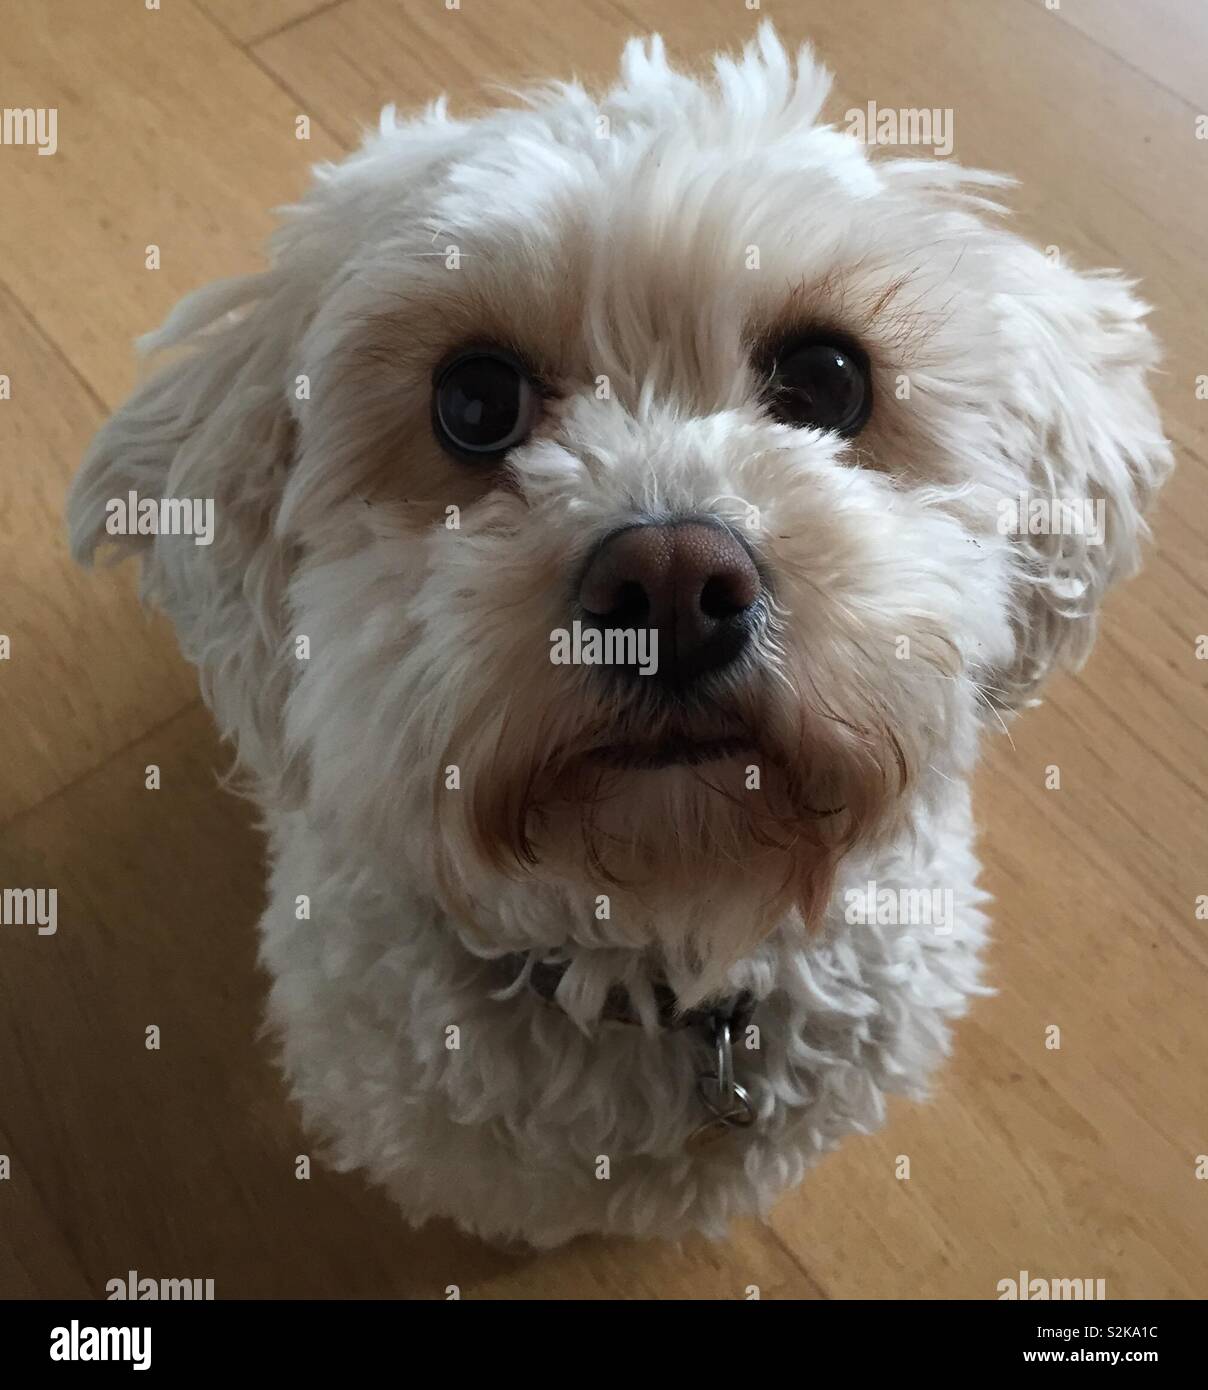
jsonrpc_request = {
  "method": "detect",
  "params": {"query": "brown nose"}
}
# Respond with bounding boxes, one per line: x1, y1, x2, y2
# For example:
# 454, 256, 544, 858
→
578, 519, 762, 686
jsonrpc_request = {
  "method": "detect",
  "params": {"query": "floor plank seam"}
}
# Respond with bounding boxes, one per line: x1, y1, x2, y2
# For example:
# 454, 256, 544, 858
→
3, 697, 204, 839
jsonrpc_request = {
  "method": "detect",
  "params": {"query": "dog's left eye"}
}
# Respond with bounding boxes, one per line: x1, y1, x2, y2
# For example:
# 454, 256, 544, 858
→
432, 350, 541, 462
765, 336, 872, 437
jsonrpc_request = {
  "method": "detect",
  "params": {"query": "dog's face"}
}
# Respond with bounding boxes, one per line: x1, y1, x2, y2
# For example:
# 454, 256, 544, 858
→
70, 29, 1169, 997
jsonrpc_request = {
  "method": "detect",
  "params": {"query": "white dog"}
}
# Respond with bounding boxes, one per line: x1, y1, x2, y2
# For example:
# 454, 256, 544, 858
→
69, 26, 1171, 1247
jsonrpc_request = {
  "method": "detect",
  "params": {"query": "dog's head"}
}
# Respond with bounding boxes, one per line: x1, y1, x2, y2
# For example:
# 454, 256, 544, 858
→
70, 27, 1170, 998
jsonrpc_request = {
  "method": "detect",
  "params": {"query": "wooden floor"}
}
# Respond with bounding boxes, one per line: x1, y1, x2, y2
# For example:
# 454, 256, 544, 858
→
2, 0, 1205, 1300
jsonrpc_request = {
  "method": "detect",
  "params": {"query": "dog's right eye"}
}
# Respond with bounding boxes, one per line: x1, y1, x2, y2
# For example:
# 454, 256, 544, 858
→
432, 350, 541, 463
764, 335, 872, 438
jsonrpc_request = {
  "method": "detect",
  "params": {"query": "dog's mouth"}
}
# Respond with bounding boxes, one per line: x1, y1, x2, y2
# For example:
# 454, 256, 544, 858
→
586, 734, 753, 770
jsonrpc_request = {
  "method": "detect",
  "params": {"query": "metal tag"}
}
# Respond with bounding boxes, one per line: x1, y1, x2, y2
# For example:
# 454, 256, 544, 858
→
687, 1017, 756, 1150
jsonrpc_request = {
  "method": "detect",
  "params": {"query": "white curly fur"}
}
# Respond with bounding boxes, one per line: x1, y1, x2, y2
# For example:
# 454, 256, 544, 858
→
68, 25, 1170, 1245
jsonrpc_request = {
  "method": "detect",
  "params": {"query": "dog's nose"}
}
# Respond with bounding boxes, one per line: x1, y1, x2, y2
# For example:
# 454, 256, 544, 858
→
578, 518, 762, 685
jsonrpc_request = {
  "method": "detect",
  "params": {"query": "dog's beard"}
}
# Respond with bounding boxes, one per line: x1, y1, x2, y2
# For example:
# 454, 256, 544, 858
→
429, 651, 917, 1003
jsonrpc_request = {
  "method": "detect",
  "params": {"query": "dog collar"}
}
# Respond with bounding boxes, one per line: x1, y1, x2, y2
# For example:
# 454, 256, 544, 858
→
500, 952, 756, 1033
497, 953, 759, 1146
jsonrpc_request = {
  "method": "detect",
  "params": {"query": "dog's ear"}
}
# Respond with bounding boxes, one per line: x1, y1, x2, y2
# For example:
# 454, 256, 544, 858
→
68, 105, 468, 796
67, 272, 303, 795
992, 251, 1172, 708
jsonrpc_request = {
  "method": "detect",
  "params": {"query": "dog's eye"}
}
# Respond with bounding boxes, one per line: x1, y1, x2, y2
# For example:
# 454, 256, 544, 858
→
432, 350, 541, 462
765, 337, 872, 437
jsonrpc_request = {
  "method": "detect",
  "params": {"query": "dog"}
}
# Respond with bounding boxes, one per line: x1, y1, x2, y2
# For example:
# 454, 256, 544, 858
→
68, 25, 1171, 1247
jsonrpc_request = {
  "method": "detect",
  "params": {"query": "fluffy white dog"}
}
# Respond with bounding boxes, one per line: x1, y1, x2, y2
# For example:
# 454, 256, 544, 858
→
69, 26, 1170, 1247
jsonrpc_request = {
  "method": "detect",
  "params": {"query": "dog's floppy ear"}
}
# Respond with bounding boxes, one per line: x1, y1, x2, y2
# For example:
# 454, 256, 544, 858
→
992, 250, 1173, 707
67, 272, 302, 795
68, 106, 469, 796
